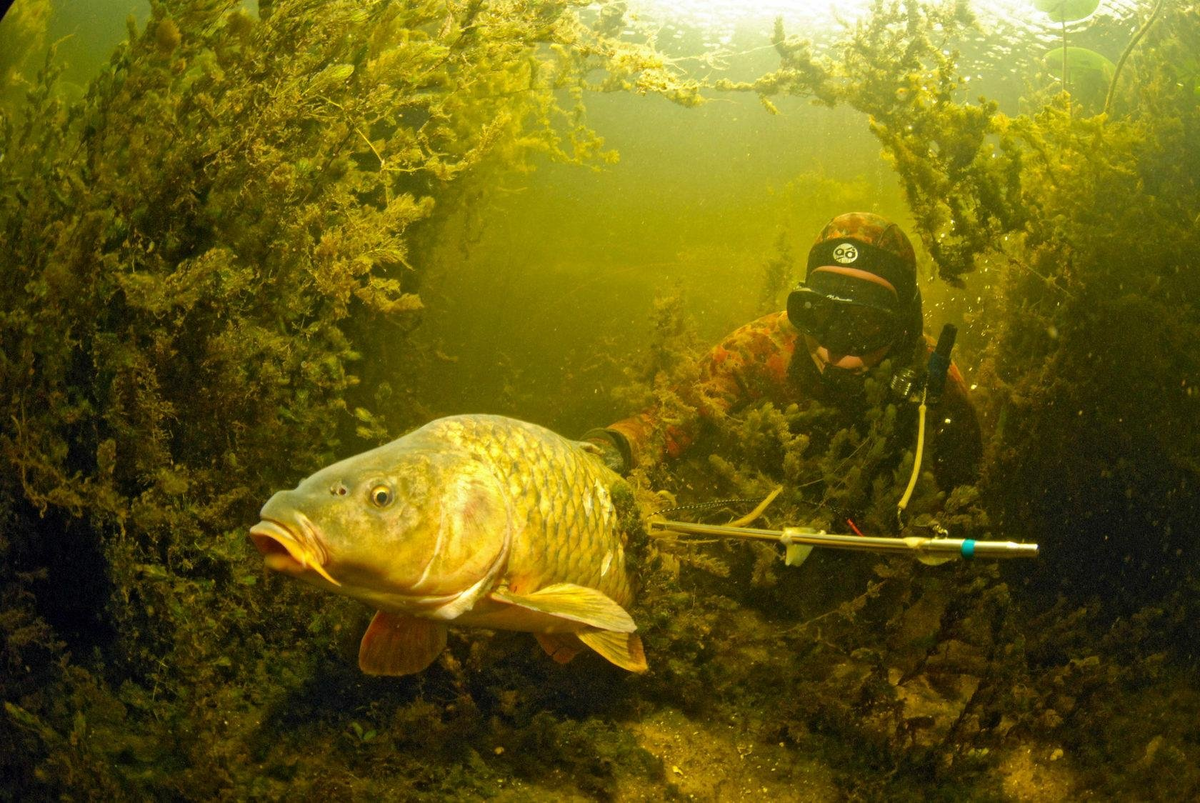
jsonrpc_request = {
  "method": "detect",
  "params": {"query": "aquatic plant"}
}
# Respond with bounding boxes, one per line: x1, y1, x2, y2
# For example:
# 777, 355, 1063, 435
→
0, 0, 50, 112
718, 1, 1012, 285
587, 0, 1200, 792
0, 0, 703, 796
1034, 0, 1099, 110
1034, 0, 1099, 22
1044, 45, 1114, 112
755, 233, 795, 317
694, 0, 1200, 795
3, 0, 1197, 797
605, 288, 708, 477
1103, 0, 1168, 113
718, 0, 1198, 590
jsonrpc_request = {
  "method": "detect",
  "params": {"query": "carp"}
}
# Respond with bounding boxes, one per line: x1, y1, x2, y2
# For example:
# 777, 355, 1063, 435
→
249, 414, 646, 676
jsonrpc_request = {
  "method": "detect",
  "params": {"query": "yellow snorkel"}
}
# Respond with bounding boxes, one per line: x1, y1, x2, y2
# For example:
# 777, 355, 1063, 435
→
897, 323, 957, 528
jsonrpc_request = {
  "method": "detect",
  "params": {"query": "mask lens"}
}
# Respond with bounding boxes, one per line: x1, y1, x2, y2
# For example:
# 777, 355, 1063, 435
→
788, 289, 897, 354
789, 290, 836, 334
841, 304, 891, 348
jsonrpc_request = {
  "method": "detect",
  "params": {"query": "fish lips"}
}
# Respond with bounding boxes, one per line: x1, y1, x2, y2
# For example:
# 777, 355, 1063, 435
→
249, 518, 341, 587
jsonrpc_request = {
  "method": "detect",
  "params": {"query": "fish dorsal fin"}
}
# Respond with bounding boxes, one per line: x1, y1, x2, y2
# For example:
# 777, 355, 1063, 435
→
576, 629, 648, 673
359, 611, 447, 676
534, 632, 586, 665
489, 583, 636, 633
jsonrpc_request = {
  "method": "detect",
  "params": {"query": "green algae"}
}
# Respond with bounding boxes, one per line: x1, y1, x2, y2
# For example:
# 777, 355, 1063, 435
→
0, 1, 700, 797
688, 1, 1200, 797
0, 0, 50, 113
601, 2, 1200, 797
2, 0, 1199, 800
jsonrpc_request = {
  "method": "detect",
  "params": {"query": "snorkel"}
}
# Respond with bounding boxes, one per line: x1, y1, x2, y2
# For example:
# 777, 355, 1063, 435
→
896, 323, 958, 525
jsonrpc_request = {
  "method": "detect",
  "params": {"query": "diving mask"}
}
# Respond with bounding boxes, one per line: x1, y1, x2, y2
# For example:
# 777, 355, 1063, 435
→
787, 287, 899, 356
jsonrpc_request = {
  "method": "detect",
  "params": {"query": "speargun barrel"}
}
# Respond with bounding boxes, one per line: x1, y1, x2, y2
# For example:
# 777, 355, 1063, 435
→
649, 520, 1038, 564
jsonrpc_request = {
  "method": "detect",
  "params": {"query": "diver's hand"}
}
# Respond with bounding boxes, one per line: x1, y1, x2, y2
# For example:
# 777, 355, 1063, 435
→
579, 428, 631, 475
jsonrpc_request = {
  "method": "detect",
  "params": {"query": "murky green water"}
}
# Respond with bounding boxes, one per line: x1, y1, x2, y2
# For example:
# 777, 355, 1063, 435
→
2, 0, 1197, 799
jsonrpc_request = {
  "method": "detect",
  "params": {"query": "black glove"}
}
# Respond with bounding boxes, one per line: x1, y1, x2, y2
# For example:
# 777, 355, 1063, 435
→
579, 428, 632, 475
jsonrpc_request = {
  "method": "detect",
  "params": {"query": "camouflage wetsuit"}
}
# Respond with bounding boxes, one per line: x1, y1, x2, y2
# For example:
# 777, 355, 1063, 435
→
601, 310, 982, 493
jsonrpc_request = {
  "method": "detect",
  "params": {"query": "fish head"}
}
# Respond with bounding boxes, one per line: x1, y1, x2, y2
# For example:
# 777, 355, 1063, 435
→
250, 441, 513, 614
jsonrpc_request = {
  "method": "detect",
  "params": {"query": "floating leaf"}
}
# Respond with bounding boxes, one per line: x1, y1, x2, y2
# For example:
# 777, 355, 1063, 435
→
1033, 0, 1100, 23
1044, 46, 1115, 112
1043, 46, 1115, 81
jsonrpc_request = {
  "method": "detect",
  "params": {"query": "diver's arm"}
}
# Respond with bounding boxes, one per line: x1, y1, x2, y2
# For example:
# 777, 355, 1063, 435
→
589, 313, 793, 472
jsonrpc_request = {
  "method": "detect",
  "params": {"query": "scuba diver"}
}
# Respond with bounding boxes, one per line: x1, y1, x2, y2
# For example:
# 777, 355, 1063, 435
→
584, 212, 982, 506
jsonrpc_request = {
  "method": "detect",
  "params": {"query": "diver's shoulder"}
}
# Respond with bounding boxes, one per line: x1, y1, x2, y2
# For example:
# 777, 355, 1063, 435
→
711, 311, 797, 359
723, 310, 794, 340
756, 310, 792, 330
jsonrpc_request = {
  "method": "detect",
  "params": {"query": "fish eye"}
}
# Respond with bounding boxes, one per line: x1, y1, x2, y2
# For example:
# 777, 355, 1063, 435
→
369, 484, 393, 508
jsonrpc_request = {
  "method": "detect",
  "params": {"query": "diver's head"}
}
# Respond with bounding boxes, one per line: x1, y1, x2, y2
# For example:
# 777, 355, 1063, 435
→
786, 212, 922, 378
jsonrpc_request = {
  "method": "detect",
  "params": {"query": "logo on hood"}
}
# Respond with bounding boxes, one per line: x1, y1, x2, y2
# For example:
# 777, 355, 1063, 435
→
832, 243, 859, 264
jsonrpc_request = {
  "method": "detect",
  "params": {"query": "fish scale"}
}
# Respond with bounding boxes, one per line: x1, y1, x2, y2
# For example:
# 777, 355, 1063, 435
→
418, 415, 632, 605
251, 413, 642, 675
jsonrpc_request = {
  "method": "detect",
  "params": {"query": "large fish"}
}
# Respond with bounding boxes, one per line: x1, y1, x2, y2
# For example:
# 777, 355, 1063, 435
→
249, 414, 646, 676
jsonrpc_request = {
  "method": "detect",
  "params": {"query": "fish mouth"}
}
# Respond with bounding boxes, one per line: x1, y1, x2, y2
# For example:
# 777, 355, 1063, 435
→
249, 519, 341, 587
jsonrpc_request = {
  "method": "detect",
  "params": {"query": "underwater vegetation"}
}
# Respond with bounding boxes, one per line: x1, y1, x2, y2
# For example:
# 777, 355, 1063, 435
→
1, 0, 1198, 799
0, 0, 697, 796
689, 0, 1200, 797
0, 0, 51, 112
721, 0, 1199, 602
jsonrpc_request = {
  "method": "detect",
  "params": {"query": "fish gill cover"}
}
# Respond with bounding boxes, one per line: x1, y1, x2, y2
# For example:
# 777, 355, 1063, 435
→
1, 0, 1198, 799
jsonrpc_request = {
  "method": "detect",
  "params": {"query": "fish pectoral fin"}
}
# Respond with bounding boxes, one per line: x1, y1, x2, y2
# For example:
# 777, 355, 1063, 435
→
576, 629, 647, 673
488, 583, 636, 633
534, 632, 585, 665
358, 611, 447, 677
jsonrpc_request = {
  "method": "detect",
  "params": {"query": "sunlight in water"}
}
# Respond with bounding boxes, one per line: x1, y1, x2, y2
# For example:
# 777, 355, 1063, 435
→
626, 0, 874, 41
634, 0, 873, 24
622, 0, 1125, 47
615, 0, 1139, 77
